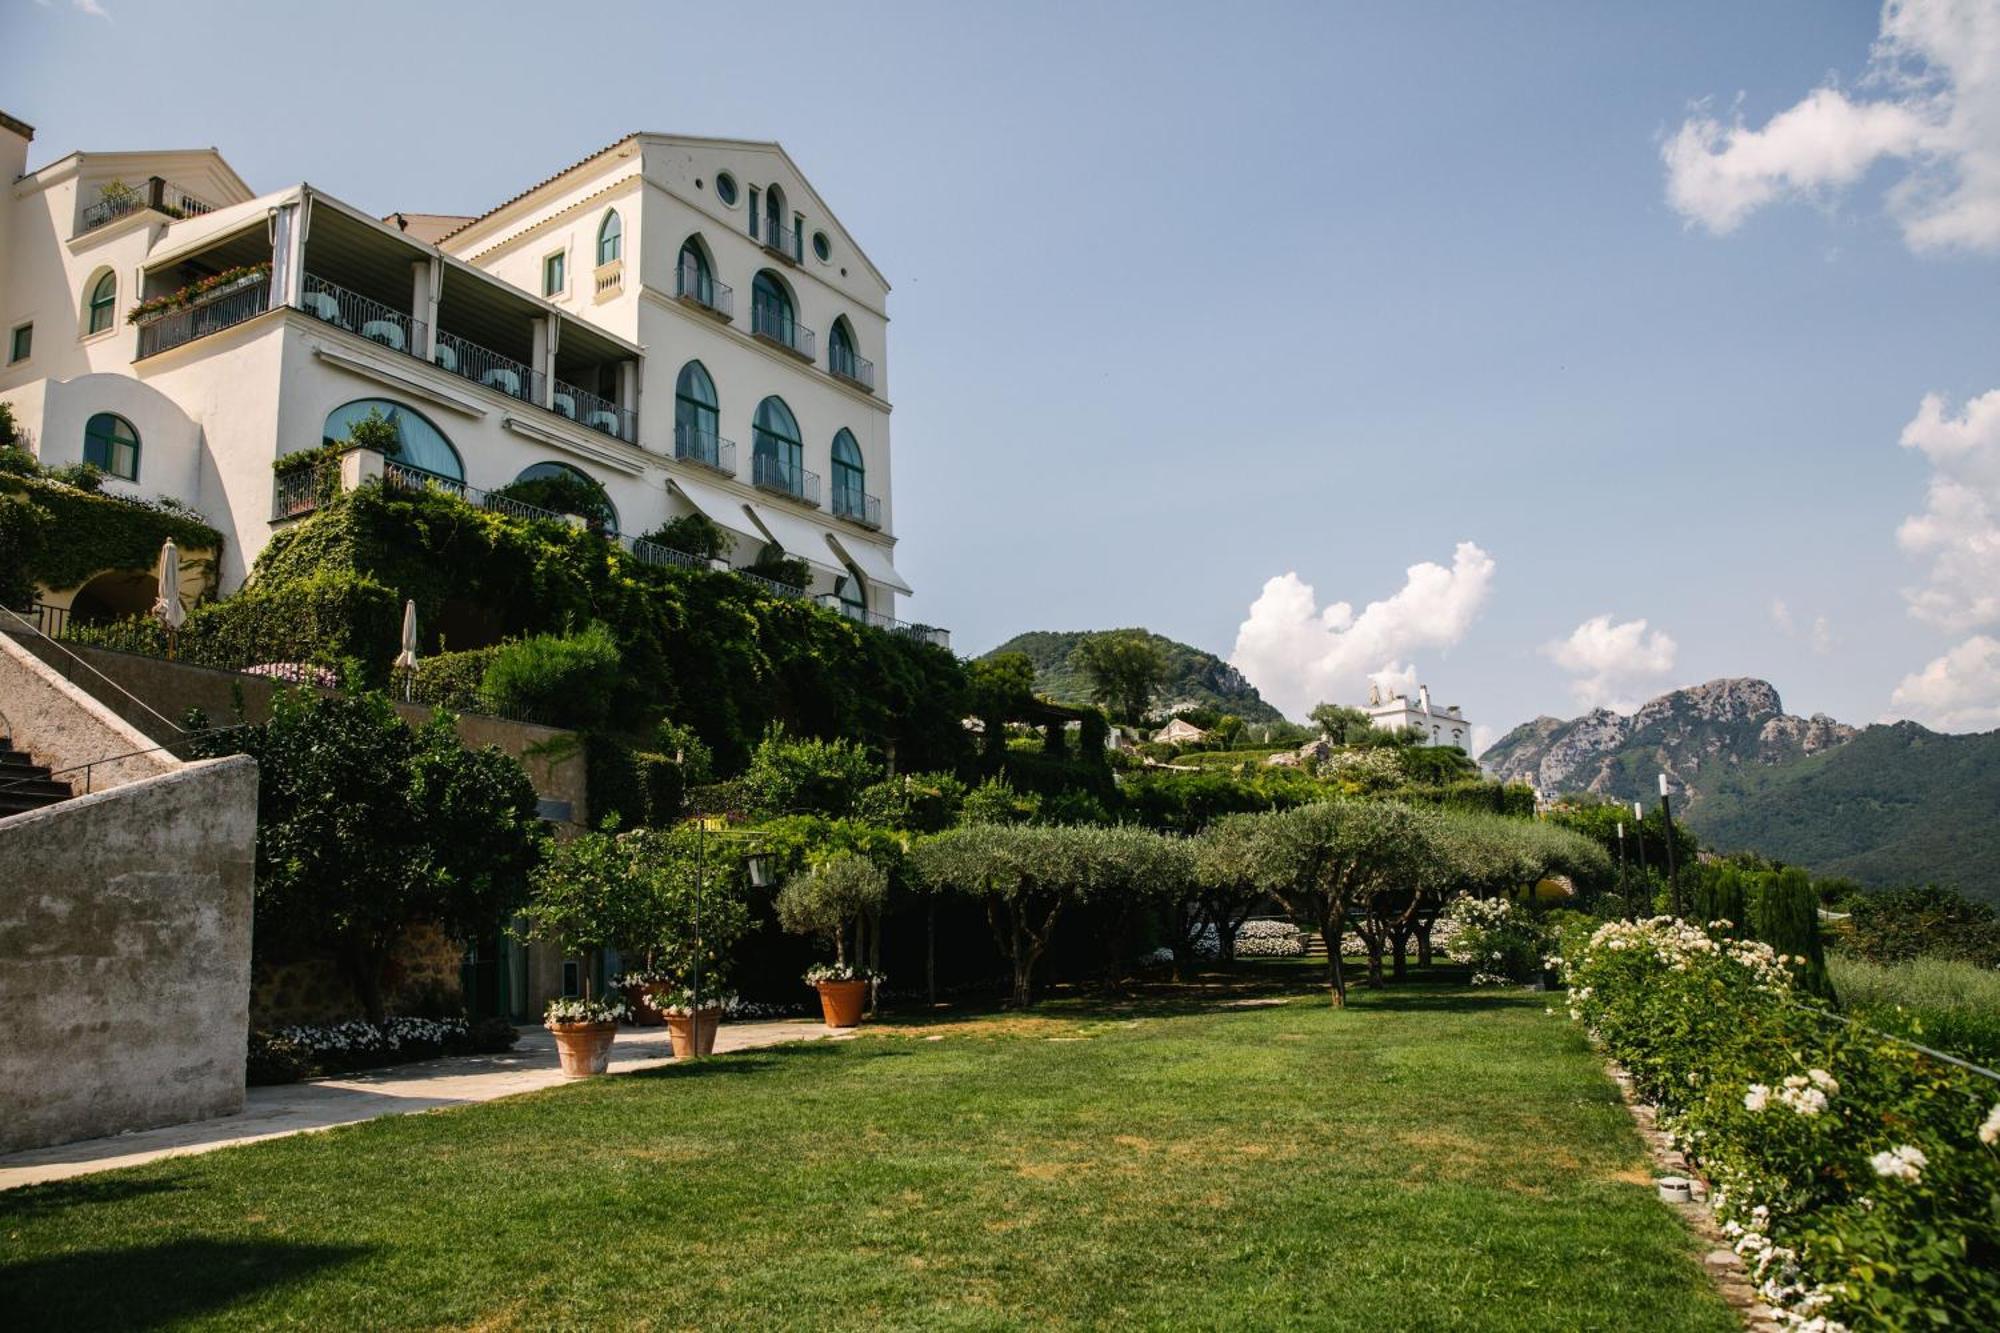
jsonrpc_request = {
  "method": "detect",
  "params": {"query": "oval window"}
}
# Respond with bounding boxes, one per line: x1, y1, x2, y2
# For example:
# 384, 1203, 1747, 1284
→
715, 172, 739, 207
812, 231, 831, 262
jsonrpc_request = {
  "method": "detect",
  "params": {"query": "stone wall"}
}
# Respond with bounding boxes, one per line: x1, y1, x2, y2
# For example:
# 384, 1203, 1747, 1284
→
0, 632, 178, 790
0, 755, 258, 1153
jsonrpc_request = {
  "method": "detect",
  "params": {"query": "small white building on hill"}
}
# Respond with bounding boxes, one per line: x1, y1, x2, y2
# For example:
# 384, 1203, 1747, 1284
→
1365, 683, 1471, 751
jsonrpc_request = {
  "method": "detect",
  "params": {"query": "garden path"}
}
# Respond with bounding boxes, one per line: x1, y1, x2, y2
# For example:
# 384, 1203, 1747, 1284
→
0, 1017, 838, 1191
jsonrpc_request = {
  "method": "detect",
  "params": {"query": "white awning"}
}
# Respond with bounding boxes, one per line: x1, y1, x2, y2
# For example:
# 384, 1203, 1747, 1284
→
742, 501, 846, 579
826, 530, 914, 597
664, 475, 767, 552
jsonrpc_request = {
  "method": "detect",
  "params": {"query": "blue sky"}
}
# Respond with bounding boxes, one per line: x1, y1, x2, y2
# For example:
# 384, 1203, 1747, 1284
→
9, 0, 1998, 739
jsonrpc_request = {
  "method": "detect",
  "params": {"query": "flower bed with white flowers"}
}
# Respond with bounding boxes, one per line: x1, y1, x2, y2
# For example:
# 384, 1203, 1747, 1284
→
1557, 915, 2000, 1329
248, 1015, 518, 1084
1442, 894, 1544, 985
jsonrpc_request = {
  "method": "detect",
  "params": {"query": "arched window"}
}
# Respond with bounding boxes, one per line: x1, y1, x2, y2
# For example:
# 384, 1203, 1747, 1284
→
751, 271, 792, 344
764, 184, 788, 248
511, 460, 619, 534
752, 395, 802, 492
677, 237, 712, 305
675, 360, 720, 466
828, 319, 858, 380
85, 271, 117, 336
83, 412, 139, 480
831, 428, 865, 518
596, 210, 622, 266
321, 398, 463, 481
838, 564, 867, 619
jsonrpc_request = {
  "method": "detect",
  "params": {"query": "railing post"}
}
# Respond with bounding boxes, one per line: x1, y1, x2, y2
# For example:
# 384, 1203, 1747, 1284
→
339, 446, 385, 493
533, 316, 557, 410
411, 259, 438, 360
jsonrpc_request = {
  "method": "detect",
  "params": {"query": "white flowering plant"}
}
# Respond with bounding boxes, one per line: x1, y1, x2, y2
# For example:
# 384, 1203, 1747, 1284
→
543, 995, 627, 1027
1440, 894, 1545, 985
804, 962, 884, 986
650, 983, 735, 1016
246, 1015, 515, 1084
1557, 914, 2000, 1327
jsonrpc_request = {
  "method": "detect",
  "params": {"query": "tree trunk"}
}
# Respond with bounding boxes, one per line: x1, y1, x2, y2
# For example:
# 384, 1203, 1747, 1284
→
1390, 925, 1411, 980
1417, 920, 1435, 967
345, 940, 389, 1026
1361, 930, 1385, 986
1322, 913, 1347, 1007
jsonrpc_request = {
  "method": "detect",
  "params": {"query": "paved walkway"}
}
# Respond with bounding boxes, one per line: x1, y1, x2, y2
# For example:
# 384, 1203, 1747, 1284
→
0, 1017, 838, 1191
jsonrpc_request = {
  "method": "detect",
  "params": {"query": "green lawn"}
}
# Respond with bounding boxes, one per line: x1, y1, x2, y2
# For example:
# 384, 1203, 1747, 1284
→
2, 968, 1736, 1331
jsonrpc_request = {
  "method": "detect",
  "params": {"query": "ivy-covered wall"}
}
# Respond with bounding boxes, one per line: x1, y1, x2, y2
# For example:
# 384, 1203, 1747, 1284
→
246, 485, 970, 771
0, 472, 225, 597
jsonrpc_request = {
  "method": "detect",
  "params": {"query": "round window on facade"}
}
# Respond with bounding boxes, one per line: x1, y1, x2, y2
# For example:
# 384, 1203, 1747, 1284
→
812, 231, 831, 262
715, 172, 739, 207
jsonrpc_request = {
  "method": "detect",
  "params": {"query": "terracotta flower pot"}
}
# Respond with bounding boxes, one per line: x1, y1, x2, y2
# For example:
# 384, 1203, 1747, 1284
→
665, 1008, 721, 1058
548, 1020, 617, 1077
816, 978, 868, 1029
627, 983, 666, 1027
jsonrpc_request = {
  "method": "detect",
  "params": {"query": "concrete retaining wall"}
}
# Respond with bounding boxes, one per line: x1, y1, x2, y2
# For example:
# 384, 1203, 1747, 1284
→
0, 755, 258, 1153
0, 632, 178, 790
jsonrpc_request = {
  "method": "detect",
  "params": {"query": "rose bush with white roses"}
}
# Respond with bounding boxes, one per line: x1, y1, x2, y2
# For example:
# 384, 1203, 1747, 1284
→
1558, 915, 2000, 1328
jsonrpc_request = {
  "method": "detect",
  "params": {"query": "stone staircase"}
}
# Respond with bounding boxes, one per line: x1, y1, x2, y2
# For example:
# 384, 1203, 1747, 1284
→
0, 737, 75, 817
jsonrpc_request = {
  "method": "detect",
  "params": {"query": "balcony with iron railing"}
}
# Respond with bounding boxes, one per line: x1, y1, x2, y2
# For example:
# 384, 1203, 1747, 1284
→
760, 218, 803, 264
298, 274, 426, 355
431, 328, 541, 406
674, 424, 737, 476
134, 272, 271, 359
552, 379, 637, 444
271, 462, 343, 522
829, 344, 876, 393
751, 298, 815, 361
81, 176, 217, 232
817, 595, 950, 649
674, 257, 734, 321
831, 483, 882, 529
753, 453, 820, 506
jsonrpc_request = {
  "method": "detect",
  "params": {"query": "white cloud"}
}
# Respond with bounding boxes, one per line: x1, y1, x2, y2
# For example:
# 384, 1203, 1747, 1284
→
1887, 634, 2000, 730
1228, 542, 1495, 719
1663, 0, 2000, 251
1544, 614, 1678, 712
1470, 724, 1498, 758
1770, 597, 1795, 636
1897, 388, 2000, 631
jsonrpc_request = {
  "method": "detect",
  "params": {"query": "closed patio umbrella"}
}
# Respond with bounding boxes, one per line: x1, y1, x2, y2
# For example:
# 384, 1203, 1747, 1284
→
152, 539, 185, 658
394, 599, 418, 699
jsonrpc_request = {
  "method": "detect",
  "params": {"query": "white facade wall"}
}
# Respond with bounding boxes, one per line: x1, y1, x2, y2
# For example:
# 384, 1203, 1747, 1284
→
0, 126, 922, 623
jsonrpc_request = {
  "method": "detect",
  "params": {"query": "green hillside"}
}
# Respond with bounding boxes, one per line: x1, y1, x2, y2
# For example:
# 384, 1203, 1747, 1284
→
983, 629, 1286, 723
1688, 723, 2000, 907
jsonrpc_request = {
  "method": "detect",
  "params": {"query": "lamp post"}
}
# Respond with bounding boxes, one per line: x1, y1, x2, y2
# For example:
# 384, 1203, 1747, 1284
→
1615, 820, 1629, 917
1632, 800, 1650, 912
1657, 773, 1682, 920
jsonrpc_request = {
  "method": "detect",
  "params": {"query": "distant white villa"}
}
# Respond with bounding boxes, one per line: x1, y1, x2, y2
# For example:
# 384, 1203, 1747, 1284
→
0, 113, 921, 632
1365, 682, 1471, 751
1152, 717, 1208, 745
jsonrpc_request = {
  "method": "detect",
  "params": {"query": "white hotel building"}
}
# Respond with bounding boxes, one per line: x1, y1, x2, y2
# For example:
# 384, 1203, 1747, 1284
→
0, 114, 922, 631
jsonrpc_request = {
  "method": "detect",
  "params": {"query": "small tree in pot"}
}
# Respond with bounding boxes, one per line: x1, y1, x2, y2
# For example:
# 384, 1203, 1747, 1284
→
622, 825, 753, 1057
523, 828, 636, 1075
776, 852, 889, 1027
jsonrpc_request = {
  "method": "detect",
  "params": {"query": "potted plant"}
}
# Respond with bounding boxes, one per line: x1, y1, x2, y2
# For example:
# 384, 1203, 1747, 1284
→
776, 853, 890, 1028
652, 982, 732, 1057
613, 969, 669, 1027
802, 962, 880, 1028
523, 827, 641, 1075
544, 993, 627, 1076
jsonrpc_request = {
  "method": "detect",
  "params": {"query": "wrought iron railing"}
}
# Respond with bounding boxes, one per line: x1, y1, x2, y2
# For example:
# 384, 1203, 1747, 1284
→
750, 298, 815, 359
829, 344, 876, 392
816, 595, 949, 648
272, 462, 343, 521
675, 257, 734, 319
19, 602, 70, 639
831, 484, 882, 529
673, 424, 737, 475
552, 379, 637, 444
761, 218, 802, 263
298, 275, 426, 355
383, 459, 467, 500
81, 176, 216, 232
735, 568, 809, 599
433, 329, 540, 405
134, 274, 271, 359
627, 536, 709, 573
753, 453, 820, 505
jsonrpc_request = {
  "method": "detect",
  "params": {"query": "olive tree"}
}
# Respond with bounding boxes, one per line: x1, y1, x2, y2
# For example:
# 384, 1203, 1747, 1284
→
1241, 800, 1445, 1006
775, 852, 890, 971
908, 824, 1082, 1006
1079, 824, 1193, 990
1183, 814, 1269, 975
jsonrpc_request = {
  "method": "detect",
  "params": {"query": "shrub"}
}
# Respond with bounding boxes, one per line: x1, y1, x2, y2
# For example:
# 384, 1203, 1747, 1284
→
409, 645, 503, 712
643, 512, 734, 562
1838, 885, 2000, 969
742, 725, 882, 817
479, 622, 622, 727
1827, 954, 2000, 1066
747, 545, 811, 590
1559, 916, 2000, 1327
488, 472, 617, 532
1440, 895, 1544, 984
245, 1015, 511, 1084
